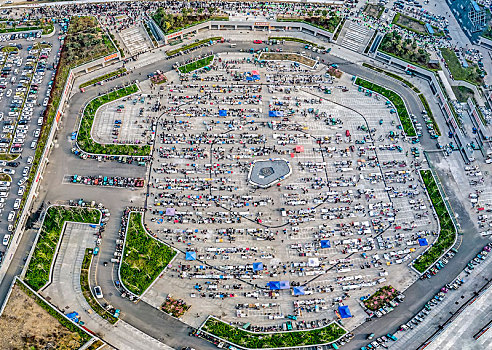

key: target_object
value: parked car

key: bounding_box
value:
[94,286,103,299]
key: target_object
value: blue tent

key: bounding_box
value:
[253,262,264,272]
[186,251,197,261]
[320,240,331,248]
[418,238,428,246]
[338,305,352,318]
[269,111,284,117]
[293,286,305,295]
[252,75,260,80]
[268,281,281,290]
[279,281,290,290]
[219,110,227,117]
[246,76,254,81]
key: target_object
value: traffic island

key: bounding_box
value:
[178,55,214,74]
[201,316,347,349]
[24,206,101,291]
[413,170,457,273]
[119,212,177,297]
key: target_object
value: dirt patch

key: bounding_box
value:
[364,4,383,19]
[396,14,426,33]
[260,52,316,68]
[0,285,87,349]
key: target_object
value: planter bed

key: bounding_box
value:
[24,206,101,291]
[202,317,346,349]
[120,212,176,296]
[413,170,456,273]
[178,55,214,73]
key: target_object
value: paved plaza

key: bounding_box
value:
[136,53,436,330]
[120,25,152,56]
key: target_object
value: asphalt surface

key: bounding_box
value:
[0,33,61,254]
[0,38,486,350]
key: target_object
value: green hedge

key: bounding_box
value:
[440,48,484,86]
[120,212,176,296]
[178,55,214,73]
[413,170,456,272]
[79,68,127,89]
[355,77,416,136]
[17,280,92,344]
[203,318,346,348]
[25,206,101,291]
[418,94,441,136]
[80,249,118,324]
[77,84,151,156]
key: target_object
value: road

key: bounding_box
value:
[0,37,486,350]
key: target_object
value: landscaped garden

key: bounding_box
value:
[355,77,416,136]
[79,68,127,89]
[413,170,456,273]
[77,84,152,156]
[166,37,222,56]
[120,212,177,296]
[277,13,343,34]
[18,15,117,245]
[0,280,92,349]
[392,13,442,36]
[379,31,439,70]
[178,55,214,74]
[451,85,474,103]
[202,317,346,348]
[161,295,190,318]
[440,48,484,85]
[363,285,399,311]
[80,249,118,324]
[152,7,228,35]
[24,206,101,291]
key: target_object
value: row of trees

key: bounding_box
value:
[153,7,222,34]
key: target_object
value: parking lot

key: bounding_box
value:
[91,80,156,145]
[0,32,60,260]
[134,53,437,331]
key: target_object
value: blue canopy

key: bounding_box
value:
[418,238,428,246]
[219,110,227,117]
[338,305,352,318]
[320,240,331,248]
[253,262,264,272]
[279,281,290,290]
[293,286,305,295]
[186,251,197,261]
[246,76,254,81]
[252,75,260,80]
[268,281,281,290]
[269,111,284,117]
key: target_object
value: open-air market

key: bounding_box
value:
[0,0,490,349]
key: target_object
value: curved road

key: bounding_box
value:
[0,39,485,350]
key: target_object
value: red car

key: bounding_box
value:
[253,40,263,44]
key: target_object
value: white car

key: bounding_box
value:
[27,156,33,165]
[94,286,103,299]
[17,186,25,196]
[2,234,10,246]
[3,169,14,175]
[7,210,15,222]
[13,198,20,210]
[33,129,40,137]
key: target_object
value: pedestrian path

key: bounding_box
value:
[337,21,372,53]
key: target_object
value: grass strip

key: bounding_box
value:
[166,37,221,56]
[332,17,346,41]
[80,249,118,324]
[355,77,416,136]
[418,94,441,136]
[77,84,151,156]
[178,55,214,74]
[79,68,127,89]
[268,37,325,49]
[413,170,456,273]
[440,48,483,86]
[24,206,101,291]
[16,280,92,344]
[120,212,176,296]
[202,317,346,348]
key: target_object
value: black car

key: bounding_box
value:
[6,162,19,167]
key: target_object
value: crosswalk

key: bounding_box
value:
[337,21,372,53]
